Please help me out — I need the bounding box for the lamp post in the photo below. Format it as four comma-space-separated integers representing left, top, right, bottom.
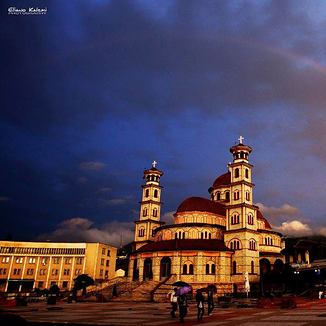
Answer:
294, 270, 300, 295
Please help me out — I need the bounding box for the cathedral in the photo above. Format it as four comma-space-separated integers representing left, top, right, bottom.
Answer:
129, 138, 285, 294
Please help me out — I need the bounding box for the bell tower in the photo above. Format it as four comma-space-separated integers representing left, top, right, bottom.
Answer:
224, 137, 260, 284
134, 161, 165, 250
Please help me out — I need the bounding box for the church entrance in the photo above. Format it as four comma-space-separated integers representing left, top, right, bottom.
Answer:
160, 257, 171, 280
143, 258, 153, 280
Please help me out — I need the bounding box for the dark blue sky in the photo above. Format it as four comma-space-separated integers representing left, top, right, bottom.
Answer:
1, 0, 326, 245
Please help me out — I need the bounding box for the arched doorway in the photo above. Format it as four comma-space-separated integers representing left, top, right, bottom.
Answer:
132, 259, 139, 281
143, 258, 153, 280
160, 257, 171, 279
259, 258, 271, 275
274, 259, 284, 274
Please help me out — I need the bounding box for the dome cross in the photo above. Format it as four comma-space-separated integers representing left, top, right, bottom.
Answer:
238, 135, 244, 144
152, 160, 157, 168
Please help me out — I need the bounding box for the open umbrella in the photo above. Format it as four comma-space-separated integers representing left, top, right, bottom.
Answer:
176, 285, 192, 296
172, 281, 190, 287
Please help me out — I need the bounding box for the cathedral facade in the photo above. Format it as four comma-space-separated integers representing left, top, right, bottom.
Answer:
129, 138, 285, 294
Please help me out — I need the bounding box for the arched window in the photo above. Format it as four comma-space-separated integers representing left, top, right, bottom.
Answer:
234, 190, 240, 200
208, 233, 211, 239
235, 168, 240, 178
249, 239, 256, 250
143, 208, 147, 217
246, 191, 250, 201
225, 191, 230, 202
145, 189, 149, 197
231, 214, 240, 225
154, 189, 158, 198
233, 261, 237, 274
206, 264, 210, 275
189, 264, 194, 275
182, 264, 187, 274
153, 208, 158, 217
175, 233, 178, 239
248, 213, 253, 225
211, 264, 216, 274
245, 169, 249, 178
251, 261, 254, 274
230, 239, 241, 250
216, 192, 221, 200
138, 228, 145, 237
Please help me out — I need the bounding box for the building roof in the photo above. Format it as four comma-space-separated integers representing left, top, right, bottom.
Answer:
176, 197, 226, 216
257, 210, 272, 229
211, 172, 231, 189
136, 239, 231, 253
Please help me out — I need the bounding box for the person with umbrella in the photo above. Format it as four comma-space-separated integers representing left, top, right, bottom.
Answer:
195, 289, 205, 321
177, 293, 188, 323
207, 284, 216, 315
167, 287, 178, 318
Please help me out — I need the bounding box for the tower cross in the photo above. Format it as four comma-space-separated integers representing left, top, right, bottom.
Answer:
238, 135, 244, 144
152, 160, 157, 168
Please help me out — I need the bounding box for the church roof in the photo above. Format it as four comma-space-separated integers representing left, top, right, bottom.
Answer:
212, 172, 231, 189
176, 197, 226, 216
257, 210, 272, 229
136, 239, 231, 253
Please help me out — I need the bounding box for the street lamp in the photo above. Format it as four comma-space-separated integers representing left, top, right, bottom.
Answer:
294, 271, 300, 294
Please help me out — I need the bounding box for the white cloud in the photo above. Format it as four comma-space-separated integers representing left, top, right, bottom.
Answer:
79, 161, 106, 171
256, 202, 301, 222
37, 217, 134, 247
274, 220, 313, 237
100, 196, 132, 206
161, 211, 175, 224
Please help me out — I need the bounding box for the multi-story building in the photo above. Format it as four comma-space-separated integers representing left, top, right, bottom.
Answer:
0, 241, 117, 292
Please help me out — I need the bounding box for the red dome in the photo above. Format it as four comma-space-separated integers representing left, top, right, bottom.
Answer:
176, 197, 226, 216
257, 210, 272, 229
212, 172, 231, 189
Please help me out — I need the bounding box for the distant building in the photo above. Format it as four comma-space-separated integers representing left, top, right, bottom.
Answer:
129, 138, 285, 294
0, 241, 117, 292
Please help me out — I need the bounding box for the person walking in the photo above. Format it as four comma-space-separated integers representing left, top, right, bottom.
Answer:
177, 293, 188, 323
167, 287, 178, 318
195, 290, 205, 321
207, 288, 214, 315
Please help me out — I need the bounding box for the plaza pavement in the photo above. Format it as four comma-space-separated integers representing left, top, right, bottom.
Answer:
1, 299, 326, 326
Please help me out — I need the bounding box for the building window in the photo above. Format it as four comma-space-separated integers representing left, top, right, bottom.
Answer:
0, 268, 7, 275
230, 239, 241, 250
15, 257, 23, 264
251, 261, 254, 274
154, 189, 158, 198
41, 257, 48, 265
65, 258, 72, 264
76, 257, 83, 265
245, 169, 249, 178
225, 191, 230, 202
249, 239, 256, 250
105, 270, 109, 278
265, 237, 273, 246
233, 190, 240, 200
231, 214, 240, 225
182, 262, 194, 275
75, 269, 81, 276
248, 213, 253, 225
153, 208, 158, 217
102, 248, 105, 255
100, 269, 103, 277
38, 281, 44, 288
233, 261, 237, 274
246, 191, 250, 201
1, 257, 9, 263
13, 268, 21, 275
107, 249, 110, 256
101, 258, 105, 265
138, 228, 145, 237
235, 168, 239, 178
62, 281, 68, 288
39, 269, 46, 275
143, 208, 147, 217
205, 262, 216, 275
106, 260, 109, 267
52, 269, 58, 276
53, 257, 60, 264
216, 192, 221, 200
28, 257, 36, 264
145, 189, 149, 197
63, 269, 70, 276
